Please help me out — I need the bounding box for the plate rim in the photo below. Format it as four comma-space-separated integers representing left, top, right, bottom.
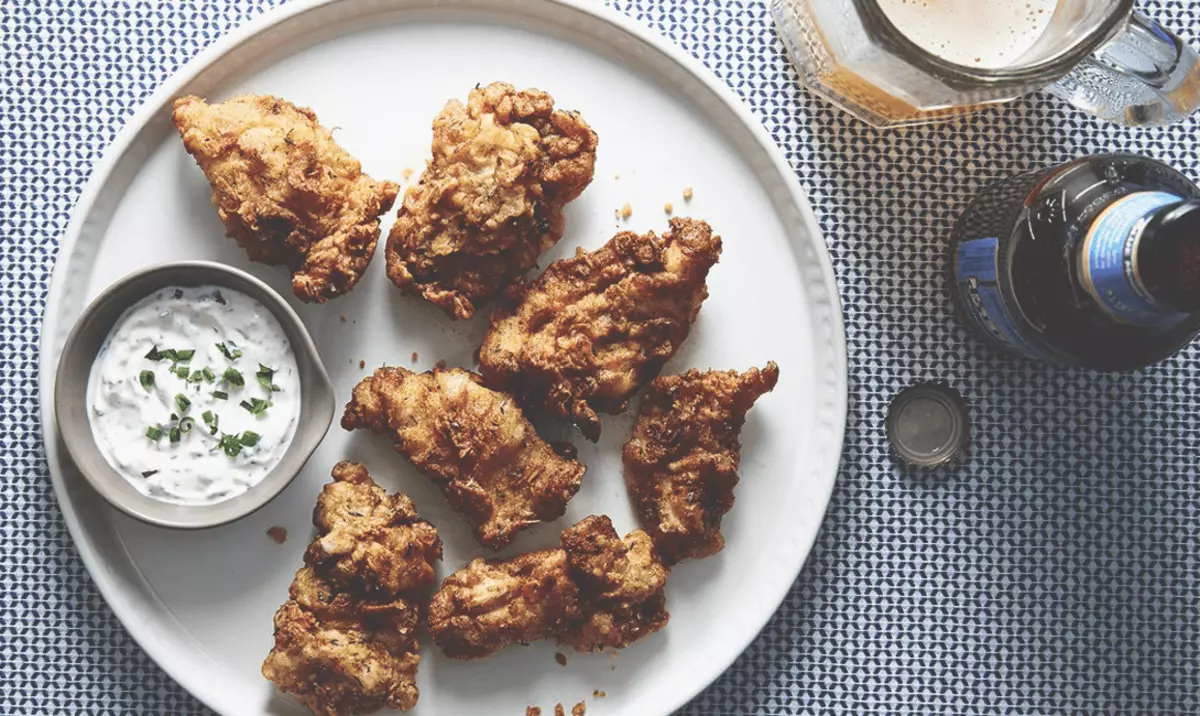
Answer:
37, 0, 849, 713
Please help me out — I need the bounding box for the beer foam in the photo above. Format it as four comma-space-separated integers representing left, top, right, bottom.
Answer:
877, 0, 1057, 69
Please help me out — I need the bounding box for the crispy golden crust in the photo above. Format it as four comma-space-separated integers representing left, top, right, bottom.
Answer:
261, 462, 441, 715
173, 94, 398, 303
306, 461, 444, 597
425, 550, 580, 660
262, 569, 423, 716
427, 515, 669, 660
557, 516, 670, 652
341, 367, 585, 550
622, 364, 779, 564
386, 82, 598, 319
479, 218, 721, 441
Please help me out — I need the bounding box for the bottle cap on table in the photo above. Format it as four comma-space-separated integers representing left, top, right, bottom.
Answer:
886, 383, 969, 468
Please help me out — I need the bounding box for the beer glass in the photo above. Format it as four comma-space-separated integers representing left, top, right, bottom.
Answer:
771, 0, 1200, 127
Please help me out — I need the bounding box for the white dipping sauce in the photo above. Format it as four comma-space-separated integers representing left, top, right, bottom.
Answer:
88, 286, 301, 505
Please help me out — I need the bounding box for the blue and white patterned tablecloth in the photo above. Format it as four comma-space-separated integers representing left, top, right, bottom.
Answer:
5, 0, 1200, 713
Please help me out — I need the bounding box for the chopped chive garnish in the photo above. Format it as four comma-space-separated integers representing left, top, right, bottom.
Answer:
216, 342, 243, 361
218, 433, 243, 458
222, 367, 244, 387
140, 470, 159, 478
172, 289, 184, 300
146, 425, 163, 441
239, 430, 261, 447
178, 417, 195, 434
212, 290, 226, 306
174, 394, 191, 414
169, 413, 178, 422
168, 427, 181, 444
212, 390, 229, 400
202, 410, 219, 435
187, 369, 206, 384
240, 397, 272, 416
173, 365, 191, 379
256, 364, 280, 392
139, 370, 155, 390
151, 348, 194, 364
201, 367, 216, 382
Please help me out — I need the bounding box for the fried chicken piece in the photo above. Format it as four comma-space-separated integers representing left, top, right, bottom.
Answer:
262, 462, 441, 715
341, 367, 585, 549
427, 515, 669, 660
386, 82, 598, 319
173, 94, 398, 303
306, 461, 443, 596
557, 515, 669, 651
479, 217, 722, 441
262, 568, 423, 716
425, 549, 580, 660
622, 364, 780, 564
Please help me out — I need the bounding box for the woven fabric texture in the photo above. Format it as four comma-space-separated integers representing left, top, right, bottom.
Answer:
3, 0, 1199, 713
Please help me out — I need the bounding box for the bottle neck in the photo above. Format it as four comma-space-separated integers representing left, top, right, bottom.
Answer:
1078, 193, 1200, 327
1134, 200, 1200, 312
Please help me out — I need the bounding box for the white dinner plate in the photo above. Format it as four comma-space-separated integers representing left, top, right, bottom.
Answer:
38, 1, 847, 713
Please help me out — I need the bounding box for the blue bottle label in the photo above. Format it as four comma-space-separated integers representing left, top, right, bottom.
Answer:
1079, 191, 1185, 328
954, 237, 1048, 361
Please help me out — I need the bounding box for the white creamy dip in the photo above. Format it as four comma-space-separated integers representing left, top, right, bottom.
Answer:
88, 285, 301, 505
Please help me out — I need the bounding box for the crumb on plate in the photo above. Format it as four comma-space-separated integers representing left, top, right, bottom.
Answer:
620, 203, 632, 219
593, 690, 606, 699
402, 168, 414, 181
526, 708, 542, 716
434, 359, 448, 370
555, 652, 567, 667
411, 351, 419, 363
573, 702, 586, 716
551, 442, 578, 460
267, 526, 287, 544
683, 186, 693, 200
359, 360, 366, 370
340, 315, 347, 323
664, 202, 673, 214
554, 705, 565, 716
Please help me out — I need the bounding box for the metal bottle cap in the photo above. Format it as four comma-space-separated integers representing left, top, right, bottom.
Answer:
886, 383, 970, 468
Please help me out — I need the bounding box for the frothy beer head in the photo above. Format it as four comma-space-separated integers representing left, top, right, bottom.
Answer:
877, 0, 1057, 69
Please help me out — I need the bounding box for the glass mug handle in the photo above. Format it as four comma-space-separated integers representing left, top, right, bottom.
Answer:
1046, 12, 1200, 127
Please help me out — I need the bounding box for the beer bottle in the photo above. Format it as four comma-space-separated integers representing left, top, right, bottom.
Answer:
947, 154, 1200, 370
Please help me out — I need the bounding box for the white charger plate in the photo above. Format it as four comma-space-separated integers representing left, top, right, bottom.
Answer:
37, 1, 847, 714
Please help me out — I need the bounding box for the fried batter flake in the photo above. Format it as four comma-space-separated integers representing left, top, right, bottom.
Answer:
479, 217, 722, 441
386, 82, 598, 319
341, 367, 585, 550
262, 462, 441, 715
427, 515, 669, 660
173, 94, 398, 303
622, 364, 780, 564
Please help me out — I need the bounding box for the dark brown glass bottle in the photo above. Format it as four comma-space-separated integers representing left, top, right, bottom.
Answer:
947, 154, 1200, 370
